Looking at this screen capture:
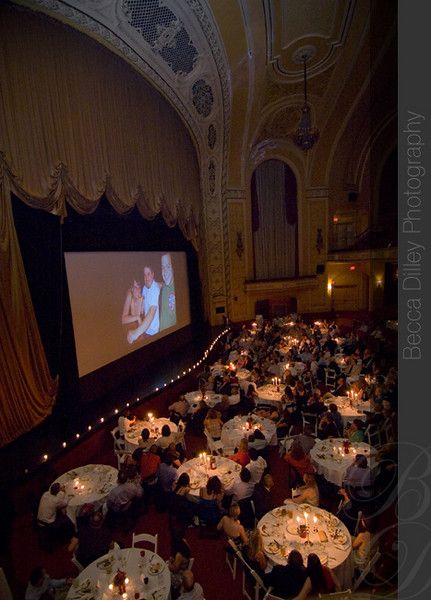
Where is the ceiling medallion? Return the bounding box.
[292,46,319,152]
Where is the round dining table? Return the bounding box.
[184,389,240,414]
[54,464,118,525]
[221,414,277,450]
[66,547,171,600]
[125,418,178,449]
[255,383,284,407]
[310,438,376,487]
[324,396,370,426]
[176,455,242,498]
[258,501,354,588]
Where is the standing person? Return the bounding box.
[160,253,176,331]
[127,265,160,343]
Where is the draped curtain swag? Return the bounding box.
[0,4,201,244]
[0,4,203,445]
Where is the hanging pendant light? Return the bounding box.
[293,48,319,151]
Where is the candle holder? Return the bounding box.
[113,569,127,595]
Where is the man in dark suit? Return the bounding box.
[252,473,275,520]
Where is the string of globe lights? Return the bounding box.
[30,329,231,476]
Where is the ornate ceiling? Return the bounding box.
[14,0,396,189]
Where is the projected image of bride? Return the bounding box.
[127,265,160,344]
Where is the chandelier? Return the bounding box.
[293,48,319,152]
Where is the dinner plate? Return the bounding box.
[265,541,280,555]
[286,523,298,536]
[149,561,165,575]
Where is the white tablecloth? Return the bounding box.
[325,397,369,426]
[310,438,376,487]
[255,384,284,406]
[258,502,354,588]
[125,418,178,449]
[221,415,277,449]
[54,464,118,525]
[176,456,242,498]
[185,390,240,413]
[66,548,171,600]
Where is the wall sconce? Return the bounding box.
[376,278,383,288]
[236,231,244,258]
[332,216,339,223]
[327,279,333,294]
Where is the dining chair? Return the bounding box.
[353,510,363,536]
[71,554,85,572]
[325,369,337,391]
[132,532,158,554]
[204,430,224,456]
[187,557,195,571]
[262,588,287,600]
[225,539,238,580]
[364,424,382,448]
[233,544,270,600]
[319,590,352,599]
[352,549,381,592]
[301,412,318,436]
[0,567,13,600]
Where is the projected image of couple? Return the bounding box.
[122,253,176,344]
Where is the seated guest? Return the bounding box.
[243,528,268,578]
[140,444,161,489]
[204,409,223,440]
[306,392,326,417]
[343,454,373,501]
[189,400,209,434]
[317,412,339,440]
[290,424,316,454]
[121,447,143,480]
[138,428,153,451]
[352,516,372,568]
[217,503,249,546]
[198,475,224,525]
[159,453,178,494]
[171,473,194,527]
[291,472,319,507]
[265,549,307,599]
[218,374,232,396]
[345,419,365,443]
[106,469,143,513]
[229,438,250,467]
[177,570,205,600]
[213,395,232,422]
[225,467,255,503]
[292,553,340,600]
[167,542,193,599]
[69,505,115,568]
[169,395,189,424]
[25,566,72,600]
[165,442,183,467]
[283,440,314,486]
[247,428,267,452]
[118,409,136,437]
[242,384,259,413]
[156,424,178,451]
[333,375,348,397]
[252,474,275,520]
[328,403,344,436]
[246,447,267,483]
[37,483,74,540]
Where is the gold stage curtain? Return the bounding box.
[0,173,57,448]
[0,3,202,445]
[0,3,200,242]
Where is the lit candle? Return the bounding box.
[296,516,301,524]
[108,584,114,591]
[303,511,309,525]
[313,516,318,525]
[124,577,129,584]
